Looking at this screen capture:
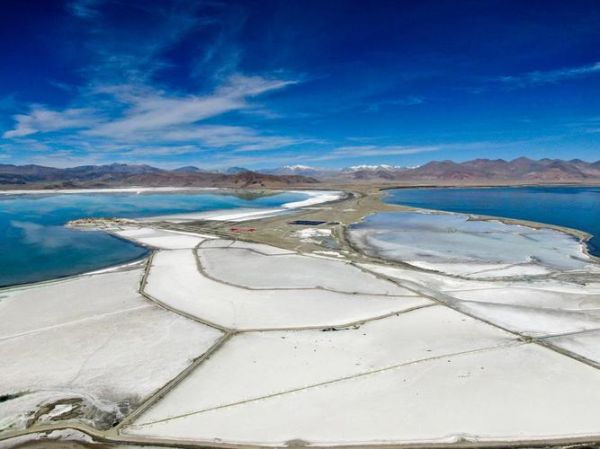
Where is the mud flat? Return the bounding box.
[3,186,600,449]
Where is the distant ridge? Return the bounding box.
[224,166,251,175]
[2,158,600,189]
[264,158,600,183]
[172,166,206,173]
[0,164,318,189]
[405,158,600,181]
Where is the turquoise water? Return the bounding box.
[0,190,307,287]
[385,186,600,258]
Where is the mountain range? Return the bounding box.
[265,158,600,182]
[1,158,599,189]
[0,163,317,189]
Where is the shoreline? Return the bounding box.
[0,252,149,293]
[376,184,599,263]
[141,190,346,223]
[378,181,600,190]
[1,185,596,292]
[346,212,599,281]
[0,189,345,290]
[381,204,598,263]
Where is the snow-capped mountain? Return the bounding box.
[344,164,407,172]
[263,164,410,180]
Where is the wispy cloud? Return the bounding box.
[3,107,99,138]
[124,145,200,156]
[68,0,101,18]
[72,1,209,85]
[321,144,440,160]
[141,125,304,152]
[497,62,600,87]
[0,2,307,159]
[6,1,596,169]
[166,124,305,152]
[308,138,559,163]
[3,74,301,155]
[85,75,294,138]
[19,150,104,168]
[203,142,441,168]
[565,116,600,135]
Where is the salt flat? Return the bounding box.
[126,306,515,429]
[548,329,600,365]
[4,194,600,448]
[113,227,212,249]
[448,287,600,310]
[361,262,600,295]
[453,300,600,336]
[122,227,600,446]
[0,270,144,339]
[0,269,222,433]
[145,249,429,330]
[361,262,600,338]
[125,344,600,446]
[200,238,295,254]
[197,246,409,294]
[349,211,596,277]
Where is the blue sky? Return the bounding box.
[0,0,599,169]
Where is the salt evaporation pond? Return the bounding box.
[0,190,308,287]
[349,211,590,276]
[385,186,600,257]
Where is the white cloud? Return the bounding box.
[84,75,294,138]
[22,150,104,168]
[322,145,440,159]
[3,74,300,154]
[3,107,99,138]
[234,137,299,152]
[86,94,245,137]
[0,2,310,162]
[124,145,201,156]
[216,74,297,97]
[498,62,600,87]
[160,125,300,151]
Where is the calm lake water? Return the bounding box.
[0,190,307,287]
[385,186,600,258]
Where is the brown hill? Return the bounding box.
[0,164,318,190]
[310,158,600,183]
[120,171,318,188]
[405,158,600,182]
[2,158,600,189]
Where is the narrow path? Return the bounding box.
[111,332,234,433]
